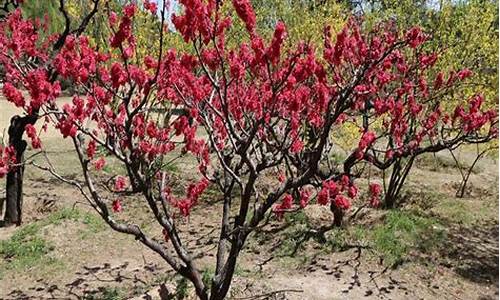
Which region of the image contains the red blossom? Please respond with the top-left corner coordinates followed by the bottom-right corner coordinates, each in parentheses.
top-left (123, 3), bottom-right (137, 18)
top-left (299, 189), bottom-right (311, 208)
top-left (317, 188), bottom-right (329, 205)
top-left (144, 0), bottom-right (158, 15)
top-left (356, 131), bottom-right (377, 159)
top-left (232, 0), bottom-right (256, 34)
top-left (0, 145), bottom-right (16, 178)
top-left (290, 139), bottom-right (304, 153)
top-left (87, 140), bottom-right (96, 159)
top-left (405, 27), bottom-right (427, 48)
top-left (3, 83), bottom-right (25, 107)
top-left (94, 157), bottom-right (106, 170)
top-left (334, 195), bottom-right (350, 210)
top-left (368, 183), bottom-right (382, 208)
top-left (115, 176), bottom-right (128, 191)
top-left (273, 194), bottom-right (293, 218)
top-left (348, 185), bottom-right (358, 198)
top-left (457, 68), bottom-right (473, 80)
top-left (267, 21), bottom-right (286, 65)
top-left (112, 198), bottom-right (122, 213)
top-left (25, 124), bottom-right (41, 149)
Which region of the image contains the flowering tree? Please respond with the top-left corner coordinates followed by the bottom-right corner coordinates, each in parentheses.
top-left (169, 0), bottom-right (497, 225)
top-left (366, 92), bottom-right (496, 208)
top-left (335, 28), bottom-right (498, 207)
top-left (0, 0), bottom-right (496, 299)
top-left (0, 0), bottom-right (101, 225)
top-left (356, 0), bottom-right (499, 206)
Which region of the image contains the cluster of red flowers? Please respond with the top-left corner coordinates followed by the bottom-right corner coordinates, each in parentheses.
top-left (111, 4), bottom-right (136, 50)
top-left (2, 83), bottom-right (25, 107)
top-left (25, 124), bottom-right (41, 149)
top-left (273, 194), bottom-right (293, 219)
top-left (143, 0), bottom-right (158, 15)
top-left (0, 145), bottom-right (16, 177)
top-left (112, 198), bottom-right (122, 213)
top-left (114, 176), bottom-right (128, 192)
top-left (356, 131), bottom-right (377, 159)
top-left (368, 183), bottom-right (382, 208)
top-left (232, 0), bottom-right (256, 34)
top-left (316, 175), bottom-right (357, 210)
top-left (453, 94), bottom-right (497, 133)
top-left (164, 179), bottom-right (210, 217)
top-left (172, 0), bottom-right (218, 43)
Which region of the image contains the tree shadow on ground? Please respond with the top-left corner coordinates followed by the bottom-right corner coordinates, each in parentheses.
top-left (5, 261), bottom-right (171, 299)
top-left (440, 219), bottom-right (499, 285)
top-left (250, 217), bottom-right (415, 299)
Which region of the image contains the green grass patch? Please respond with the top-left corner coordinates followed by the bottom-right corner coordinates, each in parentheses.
top-left (370, 210), bottom-right (445, 267)
top-left (165, 162), bottom-right (179, 174)
top-left (432, 196), bottom-right (497, 226)
top-left (284, 210), bottom-right (308, 225)
top-left (42, 207), bottom-right (106, 239)
top-left (82, 212), bottom-right (106, 232)
top-left (435, 200), bottom-right (473, 225)
top-left (256, 208), bottom-right (446, 270)
top-left (323, 225), bottom-right (369, 252)
top-left (0, 223), bottom-right (55, 276)
top-left (271, 210), bottom-right (362, 260)
top-left (0, 207), bottom-right (106, 277)
top-left (46, 207), bottom-right (81, 224)
top-left (176, 276), bottom-right (190, 300)
top-left (275, 211), bottom-right (311, 256)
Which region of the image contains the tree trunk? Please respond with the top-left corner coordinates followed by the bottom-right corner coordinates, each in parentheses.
top-left (3, 115), bottom-right (33, 226)
top-left (383, 156), bottom-right (415, 209)
top-left (5, 153), bottom-right (24, 226)
top-left (330, 201), bottom-right (344, 227)
top-left (455, 148), bottom-right (489, 198)
top-left (209, 247), bottom-right (240, 300)
top-left (126, 164), bottom-right (141, 192)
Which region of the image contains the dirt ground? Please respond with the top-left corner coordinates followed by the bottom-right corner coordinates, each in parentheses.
top-left (0, 97), bottom-right (498, 300)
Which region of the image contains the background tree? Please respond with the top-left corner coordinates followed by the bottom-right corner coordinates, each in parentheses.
top-left (333, 0), bottom-right (499, 204)
top-left (0, 0), bottom-right (101, 226)
top-left (0, 0), bottom-right (173, 224)
top-left (361, 0), bottom-right (498, 106)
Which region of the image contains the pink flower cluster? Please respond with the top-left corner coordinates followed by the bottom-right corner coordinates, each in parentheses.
top-left (316, 175), bottom-right (357, 210)
top-left (0, 145), bottom-right (16, 178)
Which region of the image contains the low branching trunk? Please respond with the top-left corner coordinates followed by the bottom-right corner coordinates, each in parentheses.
top-left (383, 155), bottom-right (415, 209)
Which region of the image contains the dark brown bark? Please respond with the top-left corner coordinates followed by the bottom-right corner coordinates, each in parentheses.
top-left (4, 161), bottom-right (24, 226)
top-left (3, 115), bottom-right (34, 226)
top-left (331, 201), bottom-right (345, 227)
top-left (383, 156), bottom-right (415, 209)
